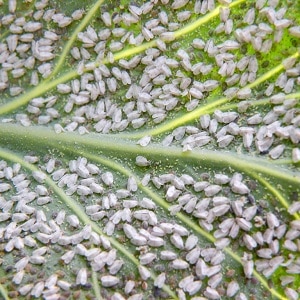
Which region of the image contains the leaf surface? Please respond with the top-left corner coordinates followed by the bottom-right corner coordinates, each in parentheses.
top-left (0, 0), bottom-right (299, 299)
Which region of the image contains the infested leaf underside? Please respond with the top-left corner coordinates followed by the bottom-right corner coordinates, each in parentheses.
top-left (0, 0), bottom-right (299, 299)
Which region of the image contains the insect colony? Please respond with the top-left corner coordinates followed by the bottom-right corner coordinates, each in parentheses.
top-left (0, 0), bottom-right (299, 299)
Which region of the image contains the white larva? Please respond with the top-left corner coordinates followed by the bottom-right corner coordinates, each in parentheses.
top-left (141, 2), bottom-right (154, 14)
top-left (186, 247), bottom-right (201, 264)
top-left (288, 201), bottom-right (300, 215)
top-left (51, 168), bottom-right (66, 181)
top-left (170, 233), bottom-right (184, 249)
top-left (257, 248), bottom-right (273, 259)
top-left (109, 259), bottom-right (123, 275)
top-left (138, 266), bottom-right (151, 280)
top-left (204, 184), bottom-right (222, 197)
top-left (217, 135), bottom-right (234, 148)
top-left (61, 250), bottom-right (75, 264)
top-left (32, 247), bottom-right (48, 257)
top-left (12, 270), bottom-right (25, 285)
top-left (45, 274), bottom-right (58, 290)
top-left (185, 280), bottom-right (201, 296)
top-left (266, 212), bottom-right (280, 229)
top-left (66, 215), bottom-right (79, 228)
top-left (269, 144), bottom-right (285, 159)
top-left (177, 10), bottom-right (192, 22)
top-left (270, 239), bottom-right (280, 254)
top-left (214, 237), bottom-right (230, 249)
top-left (158, 11), bottom-right (168, 25)
top-left (204, 286), bottom-right (220, 299)
top-left (274, 18), bottom-right (291, 29)
top-left (236, 218), bottom-right (252, 231)
top-left (86, 248), bottom-right (101, 261)
top-left (193, 181), bottom-right (209, 192)
top-left (289, 26), bottom-right (300, 38)
top-left (137, 135), bottom-right (151, 147)
top-left (160, 32), bottom-right (175, 42)
top-left (139, 253), bottom-right (156, 265)
top-left (29, 254), bottom-right (46, 264)
top-left (5, 239), bottom-right (15, 252)
top-left (206, 273), bottom-right (222, 290)
top-left (19, 284), bottom-right (33, 296)
top-left (283, 240), bottom-right (298, 252)
top-left (0, 183), bottom-right (11, 192)
top-left (131, 235), bottom-right (147, 246)
top-left (122, 13), bottom-right (139, 26)
top-left (70, 9), bottom-right (84, 21)
top-left (284, 287), bottom-right (298, 300)
top-left (179, 275), bottom-right (194, 291)
top-left (263, 228), bottom-right (275, 244)
top-left (230, 180), bottom-right (250, 194)
top-left (6, 34), bottom-right (18, 52)
top-left (199, 114), bottom-right (210, 129)
top-left (36, 196), bottom-right (52, 205)
top-left (76, 268), bottom-right (87, 286)
top-left (160, 250), bottom-right (177, 260)
top-left (15, 256), bottom-right (29, 272)
top-left (140, 197), bottom-right (156, 210)
top-left (170, 259), bottom-right (189, 270)
top-left (104, 221), bottom-right (115, 236)
top-left (166, 186), bottom-right (182, 201)
top-left (124, 280), bottom-right (135, 294)
top-left (232, 200), bottom-right (244, 217)
top-left (243, 234), bottom-right (257, 250)
top-left (56, 280), bottom-right (71, 292)
top-left (101, 275), bottom-right (120, 287)
top-left (23, 21), bottom-right (42, 32)
top-left (226, 280), bottom-right (240, 297)
top-left (242, 205), bottom-right (257, 221)
top-left (100, 12), bottom-right (112, 27)
top-left (101, 171), bottom-right (113, 186)
top-left (280, 276), bottom-right (295, 286)
top-left (148, 235), bottom-right (165, 247)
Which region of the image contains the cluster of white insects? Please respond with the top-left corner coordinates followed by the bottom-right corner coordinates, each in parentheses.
top-left (0, 0), bottom-right (299, 160)
top-left (0, 0), bottom-right (299, 299)
top-left (0, 154), bottom-right (300, 299)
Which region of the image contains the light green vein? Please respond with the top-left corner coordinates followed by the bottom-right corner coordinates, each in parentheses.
top-left (92, 270), bottom-right (102, 300)
top-left (0, 123), bottom-right (298, 187)
top-left (0, 283), bottom-right (10, 300)
top-left (249, 172), bottom-right (300, 220)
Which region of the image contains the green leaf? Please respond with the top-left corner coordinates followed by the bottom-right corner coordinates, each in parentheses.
top-left (0, 0), bottom-right (299, 299)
